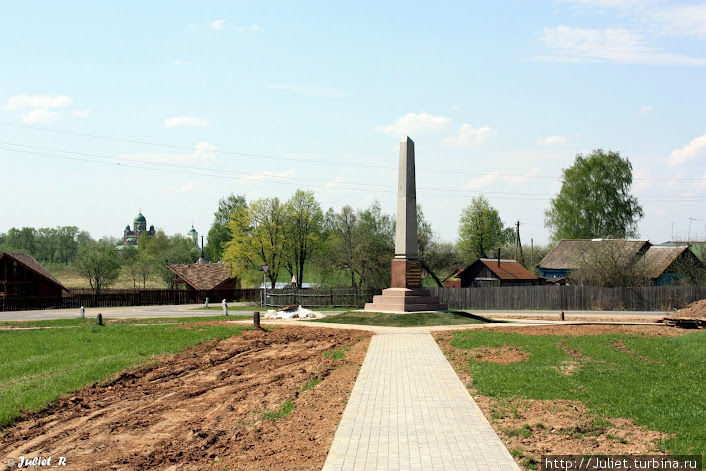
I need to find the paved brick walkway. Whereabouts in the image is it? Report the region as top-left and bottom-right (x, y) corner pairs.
(322, 331), (520, 471)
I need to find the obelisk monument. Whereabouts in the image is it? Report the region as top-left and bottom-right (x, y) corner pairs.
(364, 137), (447, 312)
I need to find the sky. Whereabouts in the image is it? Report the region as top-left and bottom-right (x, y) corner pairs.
(1, 0), (705, 246)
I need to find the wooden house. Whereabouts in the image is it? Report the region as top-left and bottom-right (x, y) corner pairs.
(167, 262), (238, 300)
(444, 258), (538, 287)
(0, 252), (69, 299)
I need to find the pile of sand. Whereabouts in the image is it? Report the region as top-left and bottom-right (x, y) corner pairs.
(672, 299), (706, 319)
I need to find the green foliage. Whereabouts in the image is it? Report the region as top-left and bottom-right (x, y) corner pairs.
(0, 323), (248, 427)
(262, 400), (295, 421)
(321, 202), (394, 290)
(457, 195), (509, 262)
(322, 345), (351, 360)
(545, 149), (644, 240)
(205, 194), (247, 262)
(0, 226), (89, 264)
(73, 242), (121, 295)
(283, 190), (324, 287)
(448, 329), (706, 455)
(318, 311), (488, 327)
(301, 378), (322, 391)
(223, 197), (286, 288)
(139, 230), (198, 287)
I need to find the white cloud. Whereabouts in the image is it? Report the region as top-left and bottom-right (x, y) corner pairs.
(180, 181), (196, 192)
(539, 25), (706, 66)
(173, 59), (192, 67)
(211, 19), (225, 30)
(236, 24), (263, 33)
(325, 176), (345, 189)
(669, 134), (706, 166)
(537, 135), (567, 146)
(120, 142), (219, 166)
(638, 105), (653, 114)
(72, 109), (91, 118)
(242, 169), (295, 183)
(4, 94), (72, 111)
(450, 104), (462, 110)
(164, 116), (209, 128)
(375, 112), (452, 138)
(506, 168), (541, 186)
(268, 84), (347, 99)
(443, 124), (496, 147)
(464, 172), (499, 189)
(21, 108), (59, 123)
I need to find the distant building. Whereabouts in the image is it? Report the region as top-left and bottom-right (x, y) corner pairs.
(0, 252), (69, 299)
(167, 262), (239, 298)
(123, 211), (156, 245)
(537, 239), (704, 286)
(443, 258), (538, 287)
(188, 226), (199, 249)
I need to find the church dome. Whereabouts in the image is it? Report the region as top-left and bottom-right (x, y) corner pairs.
(188, 226), (197, 235)
(134, 212), (147, 223)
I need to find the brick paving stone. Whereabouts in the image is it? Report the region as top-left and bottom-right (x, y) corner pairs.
(322, 331), (520, 471)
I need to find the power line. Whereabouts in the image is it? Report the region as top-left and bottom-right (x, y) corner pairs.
(2, 121), (704, 183)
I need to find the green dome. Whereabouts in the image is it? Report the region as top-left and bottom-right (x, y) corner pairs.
(134, 212), (146, 223)
(188, 226), (197, 235)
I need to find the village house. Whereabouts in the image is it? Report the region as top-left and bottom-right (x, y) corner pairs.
(0, 252), (69, 309)
(443, 258), (538, 288)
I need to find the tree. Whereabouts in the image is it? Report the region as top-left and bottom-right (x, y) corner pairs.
(205, 194), (247, 262)
(223, 197), (286, 289)
(569, 240), (650, 287)
(457, 195), (506, 262)
(283, 190), (324, 287)
(74, 243), (121, 297)
(545, 149), (644, 240)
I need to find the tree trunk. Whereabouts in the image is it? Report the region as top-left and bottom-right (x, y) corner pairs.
(421, 260), (444, 287)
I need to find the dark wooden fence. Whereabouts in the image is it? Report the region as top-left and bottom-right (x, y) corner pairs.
(429, 286), (706, 311)
(264, 288), (377, 308)
(0, 288), (261, 312)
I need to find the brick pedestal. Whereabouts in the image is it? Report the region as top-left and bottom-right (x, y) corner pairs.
(364, 258), (447, 312)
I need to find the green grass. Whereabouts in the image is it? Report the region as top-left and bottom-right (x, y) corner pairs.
(323, 345), (351, 360)
(262, 400), (295, 421)
(300, 378), (322, 392)
(447, 329), (706, 455)
(0, 323), (249, 427)
(0, 315), (250, 328)
(317, 311), (489, 327)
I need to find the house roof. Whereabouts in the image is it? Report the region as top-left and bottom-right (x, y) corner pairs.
(538, 239), (651, 270)
(474, 258), (537, 280)
(641, 246), (690, 279)
(167, 263), (234, 291)
(0, 252), (69, 292)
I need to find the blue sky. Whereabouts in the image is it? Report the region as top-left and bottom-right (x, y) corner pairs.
(1, 0), (705, 245)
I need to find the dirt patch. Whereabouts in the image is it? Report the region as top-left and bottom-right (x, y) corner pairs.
(0, 327), (371, 471)
(672, 299), (706, 319)
(485, 324), (686, 337)
(612, 339), (661, 365)
(468, 346), (529, 364)
(475, 396), (667, 469)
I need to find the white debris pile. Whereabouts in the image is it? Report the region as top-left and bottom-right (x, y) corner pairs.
(263, 305), (326, 319)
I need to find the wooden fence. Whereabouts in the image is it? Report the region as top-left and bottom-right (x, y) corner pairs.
(264, 288), (377, 308)
(429, 286), (706, 311)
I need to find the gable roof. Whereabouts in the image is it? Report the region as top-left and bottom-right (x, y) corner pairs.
(472, 259), (537, 280)
(0, 252), (69, 292)
(641, 246), (692, 279)
(538, 239), (651, 270)
(167, 263), (234, 291)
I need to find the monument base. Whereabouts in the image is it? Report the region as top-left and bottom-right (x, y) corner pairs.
(364, 287), (447, 312)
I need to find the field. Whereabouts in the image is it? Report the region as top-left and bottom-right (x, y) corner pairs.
(45, 262), (167, 289)
(317, 310), (489, 327)
(435, 325), (705, 469)
(0, 319), (250, 427)
(0, 326), (370, 470)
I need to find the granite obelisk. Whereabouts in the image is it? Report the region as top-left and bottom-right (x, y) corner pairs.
(364, 137), (447, 312)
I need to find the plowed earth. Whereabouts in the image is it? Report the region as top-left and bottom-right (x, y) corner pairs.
(0, 327), (371, 471)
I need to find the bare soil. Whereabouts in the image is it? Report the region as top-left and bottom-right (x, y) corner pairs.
(467, 346), (529, 364)
(435, 326), (671, 470)
(0, 326), (371, 471)
(671, 299), (706, 319)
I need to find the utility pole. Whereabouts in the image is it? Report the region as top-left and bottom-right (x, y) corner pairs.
(531, 238), (534, 268)
(688, 217), (702, 242)
(515, 221), (524, 266)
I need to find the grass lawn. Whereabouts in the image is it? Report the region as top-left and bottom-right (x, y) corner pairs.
(446, 329), (706, 455)
(0, 322), (249, 427)
(0, 315), (251, 328)
(317, 311), (489, 327)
